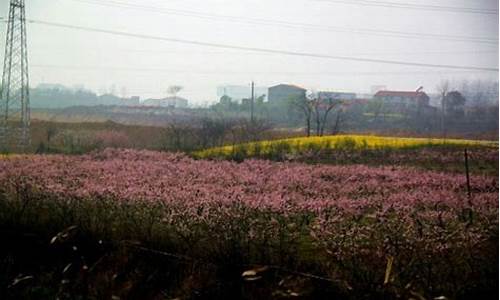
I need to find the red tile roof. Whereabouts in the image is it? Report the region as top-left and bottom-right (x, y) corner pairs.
(374, 90), (427, 98)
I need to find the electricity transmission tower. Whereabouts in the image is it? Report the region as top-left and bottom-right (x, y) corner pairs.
(0, 0), (30, 152)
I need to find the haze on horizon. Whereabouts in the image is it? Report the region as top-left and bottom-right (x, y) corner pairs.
(0, 0), (498, 104)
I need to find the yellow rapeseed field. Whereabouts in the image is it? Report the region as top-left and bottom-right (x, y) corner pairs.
(194, 134), (498, 159)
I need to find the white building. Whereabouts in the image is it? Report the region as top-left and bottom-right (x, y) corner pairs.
(142, 96), (189, 108)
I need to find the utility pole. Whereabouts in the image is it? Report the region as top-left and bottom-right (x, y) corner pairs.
(0, 0), (30, 152)
(441, 91), (446, 140)
(250, 81), (254, 123)
(438, 80), (449, 141)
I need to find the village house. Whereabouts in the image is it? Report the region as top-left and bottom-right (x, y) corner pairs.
(268, 84), (306, 104)
(372, 87), (436, 118)
(373, 87), (430, 109)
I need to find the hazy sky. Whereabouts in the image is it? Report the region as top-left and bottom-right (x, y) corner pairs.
(1, 0), (498, 104)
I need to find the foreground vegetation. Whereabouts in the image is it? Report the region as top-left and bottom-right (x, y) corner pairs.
(22, 119), (297, 155)
(0, 149), (497, 299)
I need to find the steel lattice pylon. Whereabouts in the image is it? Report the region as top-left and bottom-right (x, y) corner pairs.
(0, 0), (30, 152)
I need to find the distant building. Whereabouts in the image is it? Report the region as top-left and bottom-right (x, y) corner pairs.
(373, 87), (430, 107)
(372, 87), (433, 117)
(318, 91), (356, 101)
(121, 96), (141, 106)
(356, 93), (374, 100)
(268, 84), (306, 104)
(173, 97), (188, 108)
(36, 83), (70, 91)
(142, 96), (189, 108)
(217, 85), (267, 103)
(342, 98), (370, 106)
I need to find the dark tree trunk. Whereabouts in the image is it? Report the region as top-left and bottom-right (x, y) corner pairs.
(306, 117), (311, 137)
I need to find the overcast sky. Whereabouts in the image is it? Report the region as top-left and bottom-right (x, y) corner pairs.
(1, 0), (498, 104)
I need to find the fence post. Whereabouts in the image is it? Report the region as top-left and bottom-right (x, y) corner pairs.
(464, 148), (473, 224)
(464, 148), (471, 198)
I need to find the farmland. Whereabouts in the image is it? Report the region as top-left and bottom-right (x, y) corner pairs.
(194, 134), (497, 158)
(194, 135), (499, 176)
(0, 148), (498, 299)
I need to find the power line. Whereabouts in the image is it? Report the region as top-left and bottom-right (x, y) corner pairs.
(314, 0), (499, 15)
(15, 44), (498, 57)
(69, 0), (498, 44)
(26, 19), (499, 72)
(30, 63), (493, 76)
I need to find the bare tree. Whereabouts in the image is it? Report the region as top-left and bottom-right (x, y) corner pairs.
(46, 126), (57, 152)
(239, 118), (273, 142)
(371, 98), (384, 123)
(166, 120), (191, 151)
(331, 108), (345, 135)
(444, 91), (466, 116)
(458, 79), (498, 107)
(198, 116), (232, 148)
(167, 85), (183, 99)
(312, 95), (342, 136)
(289, 95), (313, 137)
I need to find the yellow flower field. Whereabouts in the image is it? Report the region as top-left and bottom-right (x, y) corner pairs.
(194, 134), (498, 159)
